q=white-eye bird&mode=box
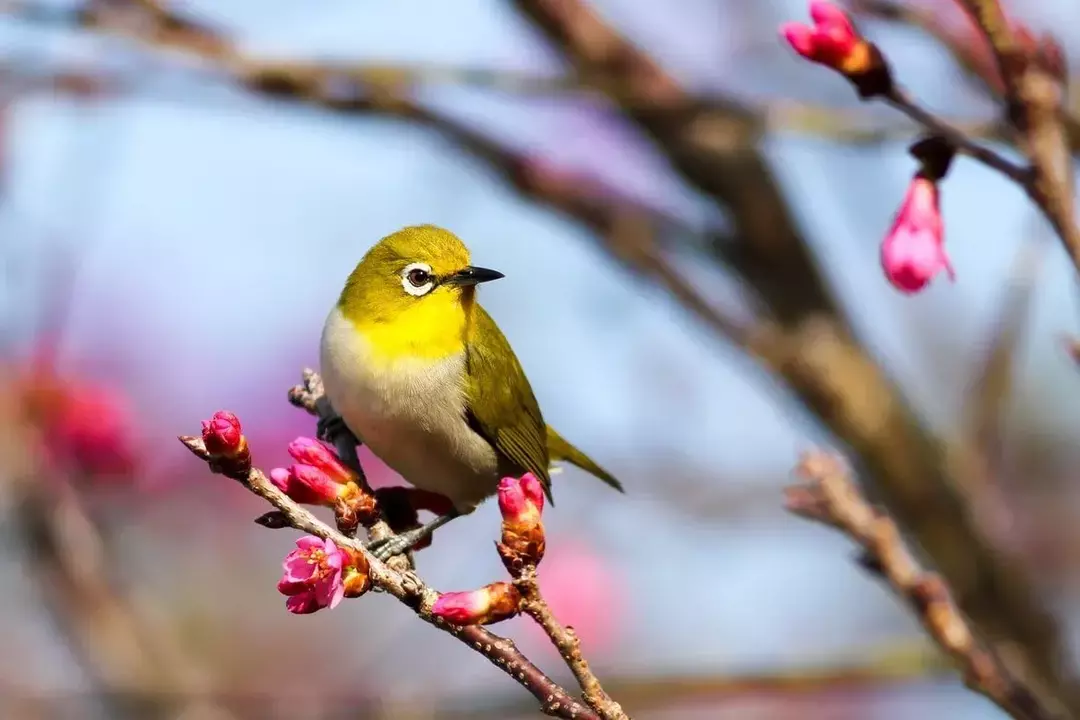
[319,224,623,559]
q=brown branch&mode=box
[786,451,1060,720]
[850,0,1080,154]
[883,87,1030,184]
[516,567,627,719]
[179,371,603,720]
[506,3,1074,714]
[949,0,1080,277]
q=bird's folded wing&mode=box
[463,307,553,501]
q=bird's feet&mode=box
[366,529,427,562]
[317,415,351,443]
[364,511,459,561]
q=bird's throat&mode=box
[345,293,470,367]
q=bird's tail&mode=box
[546,427,624,493]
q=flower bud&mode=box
[781,1,892,97]
[496,473,546,573]
[202,411,243,456]
[431,582,522,626]
[197,410,250,478]
[880,176,954,294]
[287,437,355,485]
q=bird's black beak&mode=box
[445,266,505,287]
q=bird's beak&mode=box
[445,266,505,287]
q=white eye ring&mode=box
[401,262,435,297]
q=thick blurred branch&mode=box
[787,452,1057,720]
[508,1,1075,714]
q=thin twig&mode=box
[516,567,627,719]
[179,372,602,720]
[883,87,1030,183]
[786,451,1060,720]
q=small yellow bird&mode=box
[320,224,623,559]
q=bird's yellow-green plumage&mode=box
[319,224,622,516]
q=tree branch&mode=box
[787,451,1061,720]
[180,371,606,720]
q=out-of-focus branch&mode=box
[849,0,1080,152]
[962,235,1049,522]
[0,394,225,718]
[509,2,1072,715]
[787,451,1058,720]
[942,1,1080,276]
[180,372,602,720]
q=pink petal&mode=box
[809,0,853,35]
[295,536,323,551]
[269,467,291,492]
[780,23,816,57]
[285,592,321,615]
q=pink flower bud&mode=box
[277,536,368,614]
[269,464,345,506]
[880,177,954,294]
[431,582,522,626]
[497,473,546,573]
[781,1,860,70]
[497,473,544,526]
[201,411,243,456]
[287,437,355,485]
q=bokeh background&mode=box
[3,0,1080,717]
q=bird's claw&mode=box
[316,415,350,443]
[366,533,419,562]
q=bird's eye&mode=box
[407,268,430,287]
[401,262,436,297]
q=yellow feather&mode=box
[352,290,468,368]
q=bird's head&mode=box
[337,225,504,359]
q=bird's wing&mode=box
[546,426,624,492]
[464,306,553,502]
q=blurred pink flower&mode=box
[780,1,864,72]
[20,364,138,480]
[277,536,348,614]
[880,176,953,294]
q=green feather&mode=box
[463,307,623,503]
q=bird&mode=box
[319,224,623,560]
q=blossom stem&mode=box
[883,87,1030,185]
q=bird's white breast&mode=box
[319,306,498,513]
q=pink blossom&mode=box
[880,177,954,294]
[277,536,347,614]
[287,437,355,484]
[780,1,861,70]
[431,582,521,626]
[201,411,243,456]
[497,473,544,526]
[269,465,342,506]
[48,382,137,477]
